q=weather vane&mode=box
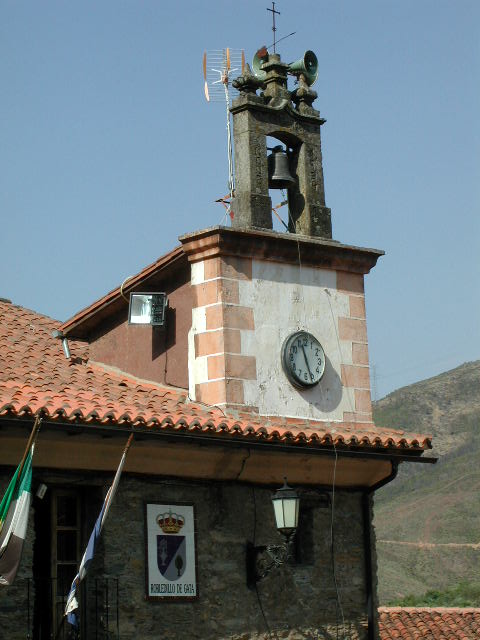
[267,2,281,53]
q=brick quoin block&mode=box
[208,354,257,380]
[203,257,220,281]
[195,379,244,405]
[192,279,240,307]
[355,389,372,415]
[349,296,366,319]
[341,365,371,390]
[338,317,368,343]
[207,354,226,379]
[206,304,255,331]
[194,329,241,357]
[337,271,364,295]
[204,256,253,281]
[192,280,219,307]
[343,411,373,423]
[352,343,369,366]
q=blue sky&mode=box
[1,1,479,399]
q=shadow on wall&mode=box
[152,306,176,360]
[300,355,343,413]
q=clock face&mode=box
[282,331,326,388]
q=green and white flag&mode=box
[0,443,35,585]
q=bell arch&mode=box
[230,58,332,239]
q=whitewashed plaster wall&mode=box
[241,260,355,421]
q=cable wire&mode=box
[285,194,308,328]
[330,439,347,639]
[252,487,276,640]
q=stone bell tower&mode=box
[182,45,382,421]
[231,48,332,238]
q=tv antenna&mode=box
[203,48,245,209]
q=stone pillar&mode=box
[231,101,272,230]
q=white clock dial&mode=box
[282,331,326,388]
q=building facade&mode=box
[0,47,432,639]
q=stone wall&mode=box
[105,476,370,639]
[0,470,375,639]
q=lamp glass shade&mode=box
[129,294,153,324]
[272,480,300,535]
[128,292,167,326]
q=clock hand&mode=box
[301,344,314,381]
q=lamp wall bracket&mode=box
[246,540,291,589]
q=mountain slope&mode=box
[372,361,480,603]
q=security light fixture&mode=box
[128,293,168,327]
[246,478,300,588]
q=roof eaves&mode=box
[60,245,185,337]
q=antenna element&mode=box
[267,2,281,53]
[203,48,245,207]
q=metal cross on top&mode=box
[267,2,280,53]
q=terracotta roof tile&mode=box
[379,607,480,639]
[0,301,432,451]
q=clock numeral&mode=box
[318,358,323,366]
[310,373,314,381]
[292,363,296,371]
[298,369,302,376]
[304,373,308,381]
[316,366,320,373]
[315,348,319,356]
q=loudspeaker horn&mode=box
[288,50,318,86]
[252,46,269,81]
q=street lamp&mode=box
[246,478,300,588]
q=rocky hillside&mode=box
[372,361,480,604]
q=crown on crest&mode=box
[156,510,185,534]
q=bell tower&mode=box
[231,48,332,238]
[182,43,383,424]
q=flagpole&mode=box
[64,433,135,627]
[16,415,42,482]
[100,433,134,528]
[0,415,42,538]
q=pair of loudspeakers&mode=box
[252,49,319,86]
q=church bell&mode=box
[267,146,296,189]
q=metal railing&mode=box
[20,577,120,640]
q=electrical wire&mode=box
[330,440,347,639]
[252,487,278,640]
[120,276,134,302]
[285,195,308,329]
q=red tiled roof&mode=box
[0,300,431,450]
[379,607,480,639]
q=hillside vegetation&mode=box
[372,361,480,604]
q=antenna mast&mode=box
[267,2,281,53]
[203,48,245,203]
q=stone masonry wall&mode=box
[0,471,375,639]
[104,476,371,640]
